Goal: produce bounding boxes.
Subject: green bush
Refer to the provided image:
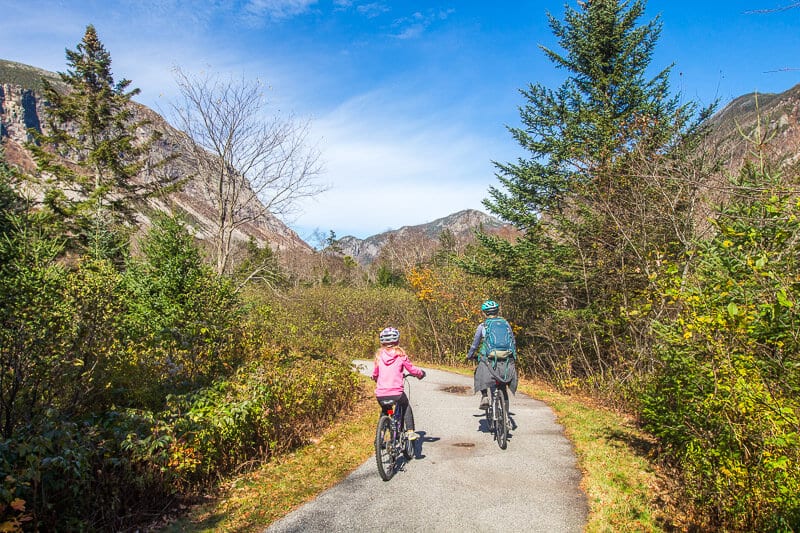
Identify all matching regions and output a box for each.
[122,355,361,487]
[264,285,420,360]
[0,212,73,437]
[0,354,362,530]
[0,410,171,531]
[122,213,243,407]
[642,161,800,531]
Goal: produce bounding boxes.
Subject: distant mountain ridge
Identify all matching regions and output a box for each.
[337,209,514,265]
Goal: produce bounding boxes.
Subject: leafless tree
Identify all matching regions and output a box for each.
[170,67,324,275]
[744,2,800,13]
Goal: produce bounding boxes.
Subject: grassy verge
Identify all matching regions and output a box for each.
[517,381,668,532]
[159,382,378,532]
[160,367,669,532]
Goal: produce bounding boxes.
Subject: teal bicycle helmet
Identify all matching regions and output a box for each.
[481,300,500,315]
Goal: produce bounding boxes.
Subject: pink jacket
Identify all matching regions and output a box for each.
[372,347,424,397]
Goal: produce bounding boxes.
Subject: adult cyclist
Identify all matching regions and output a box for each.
[466,300,518,410]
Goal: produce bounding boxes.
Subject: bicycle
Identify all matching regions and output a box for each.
[374,376,415,481]
[485,378,510,449]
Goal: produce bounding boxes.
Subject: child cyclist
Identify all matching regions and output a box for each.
[371,327,426,441]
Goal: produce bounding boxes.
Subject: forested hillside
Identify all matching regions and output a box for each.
[2,1,800,531]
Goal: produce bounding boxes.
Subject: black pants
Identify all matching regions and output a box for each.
[376,392,415,432]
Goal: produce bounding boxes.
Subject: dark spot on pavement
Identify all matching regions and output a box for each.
[452,442,475,448]
[441,385,471,395]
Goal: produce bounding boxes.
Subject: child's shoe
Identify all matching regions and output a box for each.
[405,430,419,441]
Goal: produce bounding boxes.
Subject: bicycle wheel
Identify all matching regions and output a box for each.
[494,390,508,450]
[401,422,414,460]
[485,398,494,432]
[495,390,508,450]
[375,415,396,481]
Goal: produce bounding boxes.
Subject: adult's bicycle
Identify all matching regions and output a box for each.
[374,375,419,481]
[486,378,510,449]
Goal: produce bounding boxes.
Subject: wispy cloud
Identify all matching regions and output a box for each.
[356,2,390,18]
[291,88,505,239]
[242,0,319,24]
[333,0,389,18]
[391,8,455,39]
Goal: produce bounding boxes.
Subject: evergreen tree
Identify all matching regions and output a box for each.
[0,148,28,236]
[28,25,175,261]
[487,0,702,224]
[474,0,714,381]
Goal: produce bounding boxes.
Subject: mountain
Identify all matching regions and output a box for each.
[0,58,313,254]
[6,55,799,269]
[709,82,800,171]
[337,209,517,265]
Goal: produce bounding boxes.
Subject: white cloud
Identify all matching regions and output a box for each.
[391,8,455,39]
[356,2,390,18]
[1,0,519,243]
[243,0,319,22]
[289,89,506,239]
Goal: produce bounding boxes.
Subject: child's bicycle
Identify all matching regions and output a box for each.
[486,378,510,450]
[374,378,415,481]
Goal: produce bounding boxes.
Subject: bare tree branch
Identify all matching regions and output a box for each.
[169,68,325,275]
[744,2,800,14]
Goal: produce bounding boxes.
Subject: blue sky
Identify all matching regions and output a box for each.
[2,1,799,242]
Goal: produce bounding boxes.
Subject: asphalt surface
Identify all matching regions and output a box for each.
[265,360,588,532]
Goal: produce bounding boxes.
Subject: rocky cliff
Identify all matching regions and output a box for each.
[0,58,313,254]
[709,82,800,171]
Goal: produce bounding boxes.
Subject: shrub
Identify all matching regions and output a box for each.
[123,355,362,488]
[407,264,509,365]
[642,160,800,531]
[0,410,171,531]
[122,213,243,406]
[263,285,420,360]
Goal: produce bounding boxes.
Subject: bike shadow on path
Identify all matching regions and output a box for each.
[472,411,519,435]
[411,430,440,460]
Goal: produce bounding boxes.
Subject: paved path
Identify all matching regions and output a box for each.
[265,361,588,532]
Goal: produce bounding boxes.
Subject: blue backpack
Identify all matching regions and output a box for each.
[481,317,516,360]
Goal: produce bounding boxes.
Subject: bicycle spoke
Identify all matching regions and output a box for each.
[496,389,508,449]
[375,415,396,480]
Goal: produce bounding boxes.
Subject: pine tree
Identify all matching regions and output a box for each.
[487,0,700,223]
[28,25,174,261]
[474,0,714,380]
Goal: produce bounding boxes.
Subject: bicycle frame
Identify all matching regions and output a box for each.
[383,401,404,441]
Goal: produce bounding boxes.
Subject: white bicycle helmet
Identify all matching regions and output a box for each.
[379,327,400,345]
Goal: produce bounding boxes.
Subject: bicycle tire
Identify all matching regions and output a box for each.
[402,424,414,460]
[375,415,396,481]
[495,389,509,450]
[485,398,494,432]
